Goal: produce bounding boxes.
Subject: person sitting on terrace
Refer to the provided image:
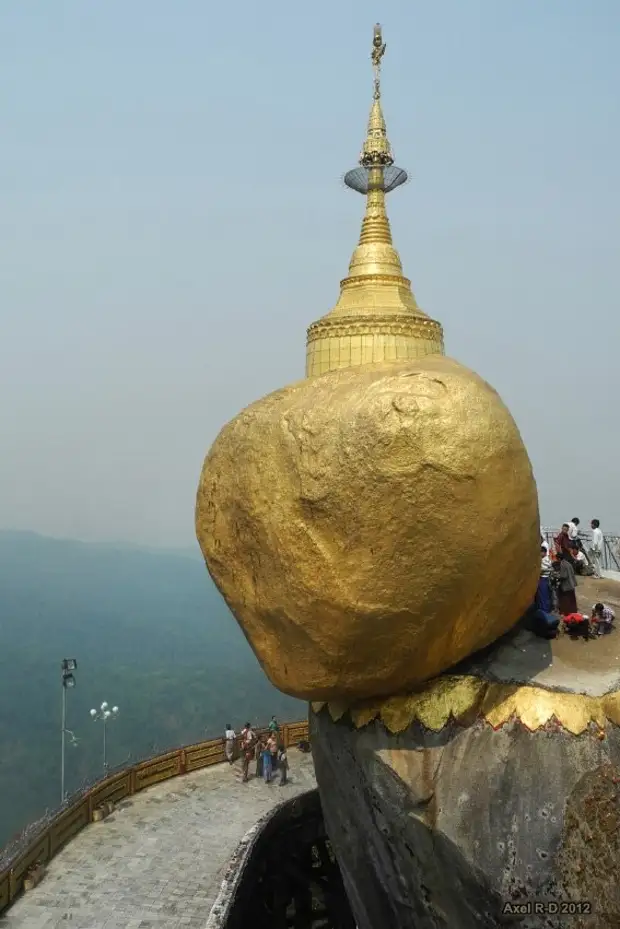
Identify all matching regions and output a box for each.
[523,602,560,639]
[571,545,591,576]
[562,611,591,639]
[591,602,615,636]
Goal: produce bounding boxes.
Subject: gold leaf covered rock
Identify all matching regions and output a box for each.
[196,353,540,701]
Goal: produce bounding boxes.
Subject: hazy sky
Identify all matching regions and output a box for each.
[2,1,618,547]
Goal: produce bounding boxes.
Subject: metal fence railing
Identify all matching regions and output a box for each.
[0,750,138,873]
[542,528,620,573]
[0,719,309,882]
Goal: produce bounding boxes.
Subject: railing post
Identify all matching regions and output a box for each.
[604,537,620,572]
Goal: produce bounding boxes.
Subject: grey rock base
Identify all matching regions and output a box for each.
[311,707,620,929]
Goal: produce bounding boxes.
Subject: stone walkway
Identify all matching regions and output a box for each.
[2,750,316,929]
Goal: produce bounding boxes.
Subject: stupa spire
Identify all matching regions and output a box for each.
[305,24,444,378]
[353,26,399,261]
[360,24,393,171]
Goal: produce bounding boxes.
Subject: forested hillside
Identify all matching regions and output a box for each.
[0,531,302,847]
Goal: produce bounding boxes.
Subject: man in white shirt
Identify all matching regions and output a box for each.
[589,519,604,578]
[224,724,236,765]
[568,518,580,541]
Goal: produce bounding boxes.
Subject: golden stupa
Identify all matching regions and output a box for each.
[196,26,540,702]
[306,24,443,378]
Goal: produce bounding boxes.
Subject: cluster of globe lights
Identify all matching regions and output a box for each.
[90,701,119,720]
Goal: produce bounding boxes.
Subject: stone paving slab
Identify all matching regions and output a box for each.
[1,750,316,929]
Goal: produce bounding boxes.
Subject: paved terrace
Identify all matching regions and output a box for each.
[2,750,316,929]
[453,575,620,695]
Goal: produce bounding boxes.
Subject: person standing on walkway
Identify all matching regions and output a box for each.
[255,733,265,778]
[267,717,279,775]
[240,722,256,783]
[224,724,236,765]
[589,519,604,578]
[263,734,277,783]
[278,746,289,786]
[268,732,278,774]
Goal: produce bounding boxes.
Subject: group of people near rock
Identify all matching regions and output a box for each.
[542,518,604,613]
[551,517,605,579]
[223,717,289,786]
[528,516,615,639]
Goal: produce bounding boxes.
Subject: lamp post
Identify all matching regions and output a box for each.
[61,659,77,804]
[90,702,119,775]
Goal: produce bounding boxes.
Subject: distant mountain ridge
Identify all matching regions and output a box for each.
[0,530,302,847]
[0,528,203,560]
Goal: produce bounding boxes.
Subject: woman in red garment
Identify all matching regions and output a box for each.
[554,552,578,615]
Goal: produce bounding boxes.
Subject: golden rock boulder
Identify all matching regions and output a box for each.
[196,354,540,702]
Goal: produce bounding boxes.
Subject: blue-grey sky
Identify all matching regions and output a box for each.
[2,1,618,547]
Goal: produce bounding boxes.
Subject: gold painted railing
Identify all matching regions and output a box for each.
[0,719,309,916]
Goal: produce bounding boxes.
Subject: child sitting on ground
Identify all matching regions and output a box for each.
[591,602,615,636]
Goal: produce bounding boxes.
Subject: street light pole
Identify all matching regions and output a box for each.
[90,702,119,775]
[61,682,66,804]
[60,659,77,804]
[103,712,107,773]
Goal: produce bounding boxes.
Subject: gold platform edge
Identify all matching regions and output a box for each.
[311,676,620,737]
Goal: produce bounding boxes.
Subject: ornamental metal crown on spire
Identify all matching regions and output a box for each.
[305,24,444,378]
[344,24,408,194]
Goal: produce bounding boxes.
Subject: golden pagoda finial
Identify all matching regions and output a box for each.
[371,23,386,100]
[305,24,444,378]
[360,24,393,172]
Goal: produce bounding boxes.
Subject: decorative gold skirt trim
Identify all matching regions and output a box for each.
[310,676,620,737]
[306,313,443,342]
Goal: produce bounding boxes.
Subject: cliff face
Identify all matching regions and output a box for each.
[311,707,620,929]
